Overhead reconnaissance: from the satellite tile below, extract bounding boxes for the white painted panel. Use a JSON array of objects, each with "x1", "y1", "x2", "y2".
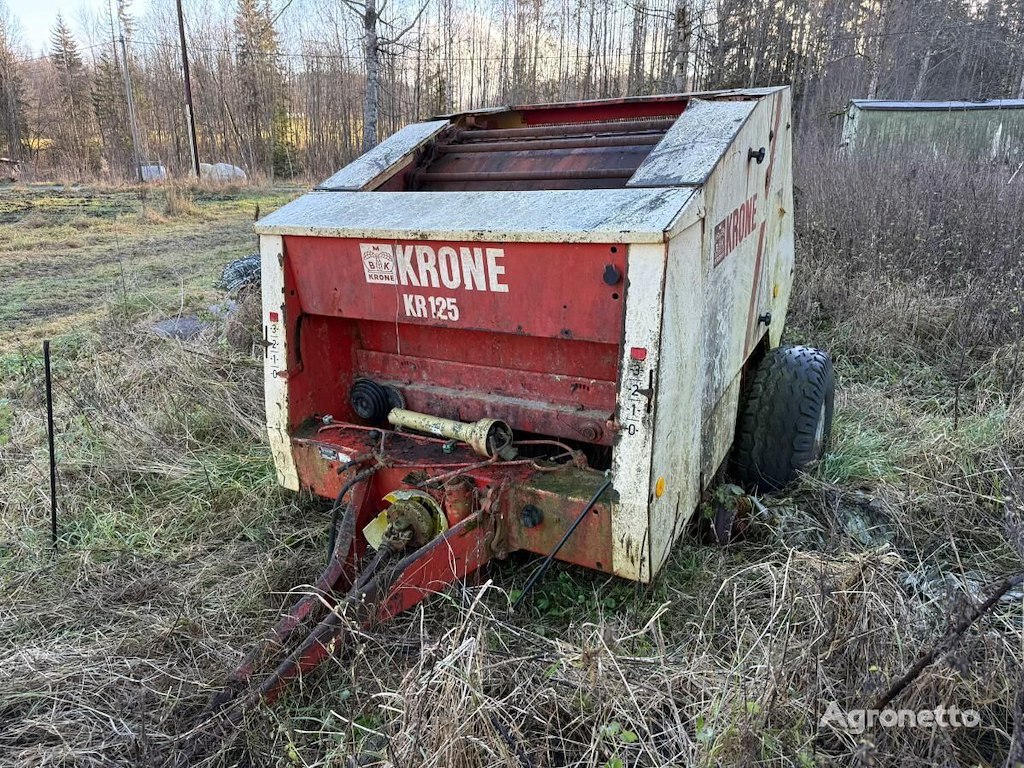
[
  {"x1": 628, "y1": 100, "x2": 756, "y2": 188},
  {"x1": 254, "y1": 187, "x2": 695, "y2": 244},
  {"x1": 317, "y1": 120, "x2": 451, "y2": 191},
  {"x1": 610, "y1": 242, "x2": 667, "y2": 582},
  {"x1": 699, "y1": 372, "x2": 741, "y2": 482},
  {"x1": 698, "y1": 98, "x2": 772, "y2": 417},
  {"x1": 648, "y1": 222, "x2": 704, "y2": 577},
  {"x1": 697, "y1": 88, "x2": 794, "y2": 479},
  {"x1": 261, "y1": 234, "x2": 300, "y2": 491},
  {"x1": 765, "y1": 89, "x2": 796, "y2": 349}
]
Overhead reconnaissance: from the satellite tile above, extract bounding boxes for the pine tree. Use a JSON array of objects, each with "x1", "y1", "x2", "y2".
[
  {"x1": 51, "y1": 17, "x2": 77, "y2": 67},
  {"x1": 92, "y1": 51, "x2": 131, "y2": 175},
  {"x1": 233, "y1": 0, "x2": 284, "y2": 173},
  {"x1": 91, "y1": 2, "x2": 134, "y2": 178},
  {"x1": 50, "y1": 13, "x2": 94, "y2": 173},
  {"x1": 0, "y1": 10, "x2": 27, "y2": 158}
]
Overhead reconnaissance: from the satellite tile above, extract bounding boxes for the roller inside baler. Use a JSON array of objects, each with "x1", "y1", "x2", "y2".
[{"x1": 202, "y1": 86, "x2": 835, "y2": 716}]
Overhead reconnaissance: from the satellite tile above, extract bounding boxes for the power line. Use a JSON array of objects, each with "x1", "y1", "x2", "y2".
[{"x1": 122, "y1": 35, "x2": 671, "y2": 63}]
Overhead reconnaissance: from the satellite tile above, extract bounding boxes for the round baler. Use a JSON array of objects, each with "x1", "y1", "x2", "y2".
[{"x1": 206, "y1": 86, "x2": 833, "y2": 714}]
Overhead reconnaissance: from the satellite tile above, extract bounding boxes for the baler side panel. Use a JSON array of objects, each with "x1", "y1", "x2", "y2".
[
  {"x1": 647, "y1": 221, "x2": 704, "y2": 577},
  {"x1": 261, "y1": 234, "x2": 300, "y2": 490},
  {"x1": 697, "y1": 97, "x2": 775, "y2": 480},
  {"x1": 765, "y1": 90, "x2": 796, "y2": 349},
  {"x1": 610, "y1": 242, "x2": 667, "y2": 583}
]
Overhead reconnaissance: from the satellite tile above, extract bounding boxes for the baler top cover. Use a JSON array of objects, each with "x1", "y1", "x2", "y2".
[
  {"x1": 257, "y1": 90, "x2": 778, "y2": 243},
  {"x1": 255, "y1": 87, "x2": 794, "y2": 585}
]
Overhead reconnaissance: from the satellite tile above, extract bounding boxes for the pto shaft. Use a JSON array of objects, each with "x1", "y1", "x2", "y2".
[{"x1": 387, "y1": 408, "x2": 516, "y2": 460}]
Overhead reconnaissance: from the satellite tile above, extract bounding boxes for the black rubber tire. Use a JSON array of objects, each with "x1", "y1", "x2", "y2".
[{"x1": 732, "y1": 344, "x2": 835, "y2": 492}]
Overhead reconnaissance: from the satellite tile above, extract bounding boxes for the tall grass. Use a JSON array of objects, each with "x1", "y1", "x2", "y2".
[{"x1": 793, "y1": 144, "x2": 1024, "y2": 398}]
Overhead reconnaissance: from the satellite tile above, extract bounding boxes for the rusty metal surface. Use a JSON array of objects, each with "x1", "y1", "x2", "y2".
[
  {"x1": 454, "y1": 117, "x2": 677, "y2": 141},
  {"x1": 511, "y1": 97, "x2": 688, "y2": 125},
  {"x1": 417, "y1": 167, "x2": 636, "y2": 183},
  {"x1": 508, "y1": 468, "x2": 616, "y2": 571},
  {"x1": 436, "y1": 134, "x2": 662, "y2": 153},
  {"x1": 432, "y1": 93, "x2": 690, "y2": 123},
  {"x1": 390, "y1": 382, "x2": 613, "y2": 445},
  {"x1": 442, "y1": 476, "x2": 475, "y2": 524},
  {"x1": 291, "y1": 424, "x2": 617, "y2": 573},
  {"x1": 420, "y1": 117, "x2": 676, "y2": 191}
]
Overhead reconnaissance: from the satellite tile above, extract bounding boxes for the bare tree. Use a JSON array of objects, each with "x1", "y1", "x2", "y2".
[
  {"x1": 2, "y1": 0, "x2": 1024, "y2": 179},
  {"x1": 671, "y1": 0, "x2": 690, "y2": 90},
  {"x1": 340, "y1": 0, "x2": 428, "y2": 152}
]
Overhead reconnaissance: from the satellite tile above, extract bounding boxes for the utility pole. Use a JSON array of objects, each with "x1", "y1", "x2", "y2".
[
  {"x1": 119, "y1": 35, "x2": 144, "y2": 183},
  {"x1": 175, "y1": 0, "x2": 200, "y2": 177}
]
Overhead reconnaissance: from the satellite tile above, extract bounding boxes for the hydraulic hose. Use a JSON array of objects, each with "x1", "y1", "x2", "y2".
[{"x1": 327, "y1": 466, "x2": 377, "y2": 559}]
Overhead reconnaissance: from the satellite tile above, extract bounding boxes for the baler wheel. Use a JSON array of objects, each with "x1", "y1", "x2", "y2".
[{"x1": 732, "y1": 345, "x2": 834, "y2": 492}]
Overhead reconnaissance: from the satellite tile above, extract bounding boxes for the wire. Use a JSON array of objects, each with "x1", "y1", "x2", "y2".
[{"x1": 511, "y1": 475, "x2": 613, "y2": 611}]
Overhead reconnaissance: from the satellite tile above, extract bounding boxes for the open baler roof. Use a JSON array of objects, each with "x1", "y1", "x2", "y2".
[{"x1": 256, "y1": 88, "x2": 784, "y2": 243}]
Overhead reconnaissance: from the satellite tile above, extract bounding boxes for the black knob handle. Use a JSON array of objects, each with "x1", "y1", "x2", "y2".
[
  {"x1": 603, "y1": 264, "x2": 622, "y2": 285},
  {"x1": 749, "y1": 146, "x2": 766, "y2": 164}
]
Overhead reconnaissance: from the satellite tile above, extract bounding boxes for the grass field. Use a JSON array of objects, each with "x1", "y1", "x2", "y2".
[
  {"x1": 0, "y1": 171, "x2": 1022, "y2": 768},
  {"x1": 0, "y1": 184, "x2": 295, "y2": 352}
]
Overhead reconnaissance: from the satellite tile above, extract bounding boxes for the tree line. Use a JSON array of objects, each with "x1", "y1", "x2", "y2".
[{"x1": 0, "y1": 0, "x2": 1023, "y2": 181}]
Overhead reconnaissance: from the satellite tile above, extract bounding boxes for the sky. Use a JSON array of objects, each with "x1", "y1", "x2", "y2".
[{"x1": 10, "y1": 0, "x2": 150, "y2": 56}]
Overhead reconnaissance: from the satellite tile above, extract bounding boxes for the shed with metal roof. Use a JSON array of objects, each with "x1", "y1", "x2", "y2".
[{"x1": 841, "y1": 99, "x2": 1024, "y2": 161}]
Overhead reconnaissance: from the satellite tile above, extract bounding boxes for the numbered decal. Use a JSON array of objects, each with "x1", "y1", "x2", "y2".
[{"x1": 402, "y1": 294, "x2": 460, "y2": 322}]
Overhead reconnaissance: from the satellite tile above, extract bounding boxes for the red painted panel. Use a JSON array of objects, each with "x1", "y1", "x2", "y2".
[
  {"x1": 355, "y1": 321, "x2": 619, "y2": 380},
  {"x1": 283, "y1": 236, "x2": 625, "y2": 344},
  {"x1": 283, "y1": 313, "x2": 359, "y2": 429},
  {"x1": 509, "y1": 484, "x2": 614, "y2": 569},
  {"x1": 355, "y1": 349, "x2": 616, "y2": 410},
  {"x1": 516, "y1": 97, "x2": 688, "y2": 126}
]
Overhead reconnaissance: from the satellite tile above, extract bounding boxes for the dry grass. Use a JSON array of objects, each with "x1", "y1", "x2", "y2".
[
  {"x1": 163, "y1": 184, "x2": 201, "y2": 218},
  {"x1": 0, "y1": 161, "x2": 1022, "y2": 767}
]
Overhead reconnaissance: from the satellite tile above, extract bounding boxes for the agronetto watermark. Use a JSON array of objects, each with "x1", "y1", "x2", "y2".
[{"x1": 820, "y1": 702, "x2": 981, "y2": 734}]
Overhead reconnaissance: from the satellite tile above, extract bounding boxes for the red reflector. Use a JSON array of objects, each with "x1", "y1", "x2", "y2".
[
  {"x1": 630, "y1": 347, "x2": 647, "y2": 361},
  {"x1": 269, "y1": 311, "x2": 280, "y2": 322}
]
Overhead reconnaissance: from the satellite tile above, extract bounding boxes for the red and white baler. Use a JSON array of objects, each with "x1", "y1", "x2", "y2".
[{"x1": 217, "y1": 87, "x2": 833, "y2": 707}]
